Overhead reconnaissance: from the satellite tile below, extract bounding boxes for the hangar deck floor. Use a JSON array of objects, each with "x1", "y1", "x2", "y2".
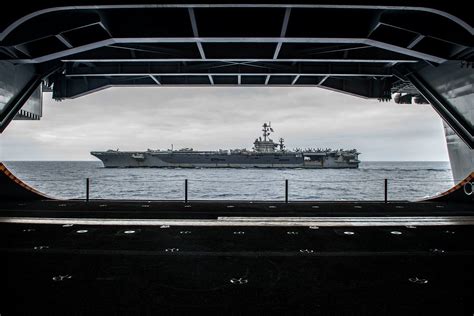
[{"x1": 1, "y1": 200, "x2": 473, "y2": 315}]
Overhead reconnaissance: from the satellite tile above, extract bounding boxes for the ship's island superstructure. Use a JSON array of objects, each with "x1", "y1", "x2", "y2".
[{"x1": 91, "y1": 123, "x2": 360, "y2": 168}]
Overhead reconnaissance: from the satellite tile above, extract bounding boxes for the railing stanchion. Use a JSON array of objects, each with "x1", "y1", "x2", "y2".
[
  {"x1": 384, "y1": 178, "x2": 388, "y2": 203},
  {"x1": 86, "y1": 178, "x2": 90, "y2": 202},
  {"x1": 185, "y1": 179, "x2": 188, "y2": 203},
  {"x1": 285, "y1": 179, "x2": 289, "y2": 203}
]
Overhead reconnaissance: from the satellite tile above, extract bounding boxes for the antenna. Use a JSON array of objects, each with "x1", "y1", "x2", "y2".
[
  {"x1": 279, "y1": 138, "x2": 285, "y2": 151},
  {"x1": 262, "y1": 122, "x2": 273, "y2": 141}
]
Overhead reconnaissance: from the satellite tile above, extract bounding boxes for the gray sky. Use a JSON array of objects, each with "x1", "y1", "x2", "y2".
[{"x1": 1, "y1": 87, "x2": 448, "y2": 161}]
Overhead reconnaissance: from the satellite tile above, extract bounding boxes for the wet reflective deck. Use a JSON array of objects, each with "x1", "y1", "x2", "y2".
[{"x1": 1, "y1": 201, "x2": 474, "y2": 314}]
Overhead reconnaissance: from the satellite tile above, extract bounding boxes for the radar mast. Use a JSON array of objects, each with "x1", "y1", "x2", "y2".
[
  {"x1": 254, "y1": 122, "x2": 278, "y2": 153},
  {"x1": 262, "y1": 122, "x2": 274, "y2": 141},
  {"x1": 279, "y1": 138, "x2": 285, "y2": 151}
]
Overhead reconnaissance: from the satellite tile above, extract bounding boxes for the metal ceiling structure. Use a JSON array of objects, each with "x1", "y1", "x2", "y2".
[
  {"x1": 0, "y1": 1, "x2": 473, "y2": 180},
  {"x1": 0, "y1": 3, "x2": 471, "y2": 97}
]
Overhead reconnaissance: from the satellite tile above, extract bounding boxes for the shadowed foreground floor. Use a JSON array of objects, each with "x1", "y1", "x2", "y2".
[
  {"x1": 1, "y1": 201, "x2": 473, "y2": 314},
  {"x1": 2, "y1": 223, "x2": 474, "y2": 314}
]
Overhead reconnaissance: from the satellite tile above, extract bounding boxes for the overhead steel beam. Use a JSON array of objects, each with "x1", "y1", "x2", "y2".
[
  {"x1": 291, "y1": 75, "x2": 300, "y2": 85},
  {"x1": 5, "y1": 20, "x2": 104, "y2": 47},
  {"x1": 53, "y1": 80, "x2": 113, "y2": 100},
  {"x1": 273, "y1": 7, "x2": 291, "y2": 60},
  {"x1": 273, "y1": 43, "x2": 283, "y2": 60},
  {"x1": 11, "y1": 38, "x2": 115, "y2": 64},
  {"x1": 377, "y1": 22, "x2": 471, "y2": 57},
  {"x1": 188, "y1": 8, "x2": 205, "y2": 59},
  {"x1": 1, "y1": 4, "x2": 472, "y2": 44},
  {"x1": 64, "y1": 62, "x2": 394, "y2": 76},
  {"x1": 385, "y1": 34, "x2": 427, "y2": 68},
  {"x1": 300, "y1": 44, "x2": 370, "y2": 56},
  {"x1": 367, "y1": 22, "x2": 382, "y2": 38},
  {"x1": 407, "y1": 34, "x2": 425, "y2": 49},
  {"x1": 60, "y1": 58, "x2": 419, "y2": 63},
  {"x1": 8, "y1": 37, "x2": 445, "y2": 64},
  {"x1": 1, "y1": 47, "x2": 19, "y2": 58},
  {"x1": 53, "y1": 74, "x2": 394, "y2": 99},
  {"x1": 317, "y1": 78, "x2": 381, "y2": 99},
  {"x1": 265, "y1": 75, "x2": 270, "y2": 85},
  {"x1": 107, "y1": 44, "x2": 189, "y2": 59},
  {"x1": 65, "y1": 72, "x2": 393, "y2": 77},
  {"x1": 12, "y1": 45, "x2": 31, "y2": 58},
  {"x1": 149, "y1": 75, "x2": 161, "y2": 85},
  {"x1": 363, "y1": 39, "x2": 445, "y2": 63},
  {"x1": 376, "y1": 21, "x2": 471, "y2": 48},
  {"x1": 317, "y1": 76, "x2": 330, "y2": 85},
  {"x1": 98, "y1": 21, "x2": 113, "y2": 38},
  {"x1": 55, "y1": 34, "x2": 73, "y2": 48},
  {"x1": 406, "y1": 71, "x2": 473, "y2": 149}
]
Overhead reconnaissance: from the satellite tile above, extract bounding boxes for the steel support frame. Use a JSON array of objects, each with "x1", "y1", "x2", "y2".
[
  {"x1": 0, "y1": 66, "x2": 58, "y2": 133},
  {"x1": 0, "y1": 75, "x2": 42, "y2": 133},
  {"x1": 7, "y1": 37, "x2": 446, "y2": 64},
  {"x1": 405, "y1": 71, "x2": 474, "y2": 149}
]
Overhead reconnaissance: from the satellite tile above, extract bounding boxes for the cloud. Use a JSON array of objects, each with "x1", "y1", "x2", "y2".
[{"x1": 1, "y1": 87, "x2": 448, "y2": 161}]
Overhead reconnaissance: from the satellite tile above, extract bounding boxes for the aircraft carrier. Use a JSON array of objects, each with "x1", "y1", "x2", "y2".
[
  {"x1": 1, "y1": 2, "x2": 473, "y2": 314},
  {"x1": 91, "y1": 123, "x2": 360, "y2": 168}
]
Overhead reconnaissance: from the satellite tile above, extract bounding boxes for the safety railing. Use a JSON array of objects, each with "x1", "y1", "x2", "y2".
[{"x1": 17, "y1": 176, "x2": 456, "y2": 202}]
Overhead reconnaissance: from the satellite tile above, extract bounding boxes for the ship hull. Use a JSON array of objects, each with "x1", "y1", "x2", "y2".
[{"x1": 91, "y1": 151, "x2": 359, "y2": 169}]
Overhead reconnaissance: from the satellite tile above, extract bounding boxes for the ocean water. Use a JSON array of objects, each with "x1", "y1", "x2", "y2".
[{"x1": 4, "y1": 161, "x2": 453, "y2": 201}]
